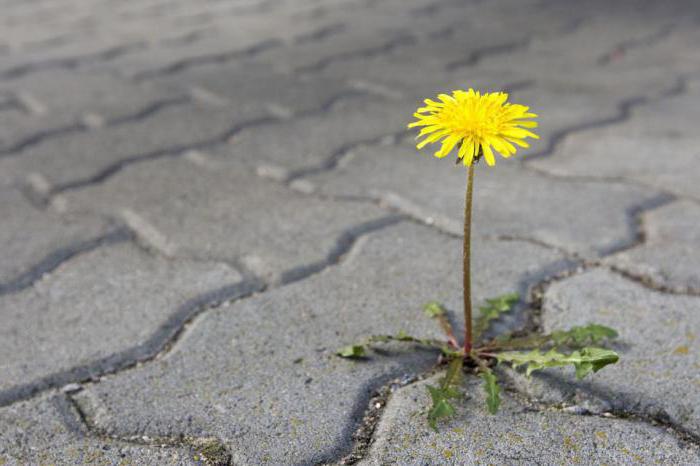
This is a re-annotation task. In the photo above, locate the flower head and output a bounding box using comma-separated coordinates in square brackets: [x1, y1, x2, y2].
[408, 89, 538, 166]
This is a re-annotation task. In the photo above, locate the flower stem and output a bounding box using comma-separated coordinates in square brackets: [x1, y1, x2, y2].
[463, 163, 475, 355]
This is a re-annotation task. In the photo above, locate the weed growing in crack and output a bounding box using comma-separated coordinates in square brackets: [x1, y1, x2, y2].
[337, 89, 621, 430]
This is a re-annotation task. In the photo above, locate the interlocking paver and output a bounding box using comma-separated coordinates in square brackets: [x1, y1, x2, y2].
[303, 142, 662, 257]
[0, 100, 263, 190]
[529, 88, 700, 200]
[2, 0, 700, 462]
[503, 269, 700, 436]
[61, 157, 394, 281]
[0, 69, 185, 154]
[0, 186, 110, 291]
[362, 375, 700, 465]
[0, 240, 247, 404]
[607, 200, 700, 293]
[71, 222, 570, 464]
[0, 395, 194, 465]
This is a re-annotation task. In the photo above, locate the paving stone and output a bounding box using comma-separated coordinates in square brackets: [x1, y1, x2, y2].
[0, 100, 263, 190]
[155, 60, 375, 115]
[528, 90, 700, 201]
[502, 268, 700, 436]
[362, 374, 700, 465]
[214, 95, 417, 175]
[304, 143, 662, 257]
[62, 157, 395, 281]
[72, 222, 570, 465]
[0, 240, 246, 404]
[607, 200, 700, 293]
[0, 395, 194, 465]
[0, 186, 110, 292]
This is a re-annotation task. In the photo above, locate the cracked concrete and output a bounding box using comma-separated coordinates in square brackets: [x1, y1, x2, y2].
[1, 0, 700, 463]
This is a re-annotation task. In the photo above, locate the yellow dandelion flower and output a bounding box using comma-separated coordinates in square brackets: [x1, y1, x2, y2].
[408, 89, 539, 166]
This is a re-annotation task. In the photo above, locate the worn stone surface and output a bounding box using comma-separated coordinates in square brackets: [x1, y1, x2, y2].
[1, 0, 700, 463]
[0, 186, 111, 291]
[0, 241, 247, 404]
[304, 142, 662, 257]
[62, 157, 395, 282]
[72, 223, 570, 464]
[607, 200, 700, 293]
[503, 269, 700, 436]
[363, 374, 700, 465]
[0, 395, 195, 465]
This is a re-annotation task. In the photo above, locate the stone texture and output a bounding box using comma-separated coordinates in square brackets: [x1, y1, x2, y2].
[529, 89, 700, 201]
[0, 241, 247, 404]
[363, 374, 700, 465]
[62, 157, 396, 282]
[0, 100, 267, 190]
[72, 222, 570, 465]
[503, 269, 700, 436]
[0, 186, 110, 292]
[1, 0, 700, 462]
[304, 142, 662, 257]
[607, 200, 700, 293]
[0, 395, 194, 465]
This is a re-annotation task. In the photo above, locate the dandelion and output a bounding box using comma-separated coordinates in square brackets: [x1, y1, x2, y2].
[408, 89, 539, 353]
[409, 89, 539, 166]
[338, 90, 620, 430]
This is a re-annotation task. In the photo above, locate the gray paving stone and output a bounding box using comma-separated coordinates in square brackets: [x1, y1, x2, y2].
[304, 143, 662, 258]
[0, 100, 264, 190]
[214, 95, 416, 175]
[62, 157, 393, 282]
[607, 200, 700, 293]
[529, 90, 700, 201]
[502, 268, 700, 436]
[0, 240, 246, 404]
[72, 222, 570, 465]
[0, 395, 194, 465]
[362, 374, 700, 465]
[155, 60, 376, 115]
[0, 186, 110, 291]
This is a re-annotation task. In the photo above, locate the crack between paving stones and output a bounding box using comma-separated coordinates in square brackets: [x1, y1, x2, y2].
[499, 369, 700, 449]
[0, 227, 132, 296]
[0, 95, 191, 158]
[0, 278, 264, 408]
[597, 22, 676, 66]
[131, 38, 283, 81]
[295, 33, 417, 75]
[46, 88, 381, 196]
[522, 75, 688, 164]
[57, 393, 234, 465]
[0, 213, 406, 411]
[0, 42, 147, 80]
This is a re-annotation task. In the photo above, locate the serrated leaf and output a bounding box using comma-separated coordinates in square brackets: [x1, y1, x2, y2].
[473, 293, 519, 339]
[336, 344, 366, 358]
[426, 357, 463, 430]
[427, 393, 456, 431]
[423, 301, 447, 318]
[550, 324, 618, 347]
[481, 370, 501, 414]
[496, 347, 619, 379]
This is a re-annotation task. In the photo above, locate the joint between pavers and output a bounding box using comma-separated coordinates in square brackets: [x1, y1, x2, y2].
[0, 278, 263, 408]
[0, 227, 132, 296]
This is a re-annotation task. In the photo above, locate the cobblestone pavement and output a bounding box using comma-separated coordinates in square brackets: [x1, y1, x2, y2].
[1, 0, 700, 464]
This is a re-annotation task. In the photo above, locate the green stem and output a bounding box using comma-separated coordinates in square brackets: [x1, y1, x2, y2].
[463, 163, 475, 354]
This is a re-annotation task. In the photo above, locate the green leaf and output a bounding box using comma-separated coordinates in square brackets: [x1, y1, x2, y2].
[336, 345, 366, 358]
[423, 301, 447, 318]
[496, 347, 619, 379]
[473, 293, 519, 338]
[426, 357, 463, 430]
[481, 370, 501, 414]
[550, 324, 618, 347]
